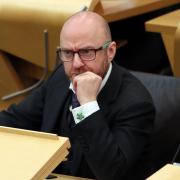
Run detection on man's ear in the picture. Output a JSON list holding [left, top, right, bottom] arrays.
[[107, 41, 116, 62]]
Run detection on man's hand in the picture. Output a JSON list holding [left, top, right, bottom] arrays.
[[73, 71, 102, 105]]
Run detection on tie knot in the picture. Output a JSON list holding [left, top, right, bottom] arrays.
[[72, 93, 80, 109]]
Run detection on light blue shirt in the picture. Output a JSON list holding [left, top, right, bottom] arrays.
[[69, 63, 112, 124]]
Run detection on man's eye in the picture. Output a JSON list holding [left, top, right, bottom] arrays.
[[64, 50, 72, 55], [81, 49, 93, 54], [62, 50, 73, 57]]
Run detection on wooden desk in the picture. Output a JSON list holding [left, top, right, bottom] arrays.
[[145, 9, 180, 76], [50, 174, 94, 180], [147, 164, 180, 180], [94, 0, 180, 22]]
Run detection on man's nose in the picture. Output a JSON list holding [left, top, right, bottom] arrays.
[[72, 53, 84, 68]]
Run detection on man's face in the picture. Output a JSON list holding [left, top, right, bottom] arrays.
[[60, 20, 116, 82]]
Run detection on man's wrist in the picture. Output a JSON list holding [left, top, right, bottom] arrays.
[[72, 101, 100, 124]]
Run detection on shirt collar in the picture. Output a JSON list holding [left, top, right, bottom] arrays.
[[69, 62, 112, 94]]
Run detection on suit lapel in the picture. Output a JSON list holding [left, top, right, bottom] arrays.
[[98, 62, 123, 116]]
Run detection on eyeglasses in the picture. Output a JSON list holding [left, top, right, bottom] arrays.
[[57, 41, 111, 62]]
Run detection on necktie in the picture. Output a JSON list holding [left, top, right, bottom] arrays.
[[72, 93, 80, 109], [60, 92, 79, 173], [68, 92, 80, 128]]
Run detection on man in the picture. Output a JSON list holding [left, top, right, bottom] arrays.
[[0, 11, 155, 180]]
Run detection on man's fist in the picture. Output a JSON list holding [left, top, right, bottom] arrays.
[[73, 71, 102, 105]]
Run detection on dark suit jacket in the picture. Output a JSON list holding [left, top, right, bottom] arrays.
[[0, 62, 155, 180]]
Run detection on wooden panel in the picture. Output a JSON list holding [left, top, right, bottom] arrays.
[[0, 51, 26, 110], [161, 34, 175, 70], [174, 22, 180, 76], [0, 51, 24, 97], [0, 0, 99, 71]]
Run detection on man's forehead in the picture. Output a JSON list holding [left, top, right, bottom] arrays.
[[63, 17, 100, 31], [60, 22, 105, 42], [61, 11, 106, 32], [65, 11, 103, 24], [60, 11, 110, 43]]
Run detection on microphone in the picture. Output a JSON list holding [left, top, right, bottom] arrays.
[[1, 29, 49, 101]]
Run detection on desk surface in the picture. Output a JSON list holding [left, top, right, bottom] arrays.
[[146, 9, 180, 34], [94, 0, 180, 22], [147, 164, 180, 180]]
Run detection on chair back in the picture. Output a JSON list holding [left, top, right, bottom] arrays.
[[131, 71, 180, 177]]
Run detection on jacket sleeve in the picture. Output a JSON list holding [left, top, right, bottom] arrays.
[[0, 81, 47, 131], [0, 64, 66, 131]]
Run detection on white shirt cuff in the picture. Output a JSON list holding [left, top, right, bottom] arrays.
[[71, 101, 100, 124]]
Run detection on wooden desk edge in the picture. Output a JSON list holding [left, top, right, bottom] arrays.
[[50, 173, 94, 180], [94, 0, 180, 22]]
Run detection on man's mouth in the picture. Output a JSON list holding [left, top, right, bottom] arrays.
[[71, 71, 85, 77]]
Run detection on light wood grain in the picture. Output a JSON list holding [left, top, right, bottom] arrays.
[[0, 0, 99, 104], [0, 126, 70, 180], [1, 0, 179, 102], [145, 9, 180, 76], [147, 164, 180, 180], [146, 9, 180, 34], [94, 0, 180, 22], [0, 51, 24, 97], [0, 0, 99, 71], [0, 126, 59, 139], [174, 22, 180, 76]]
